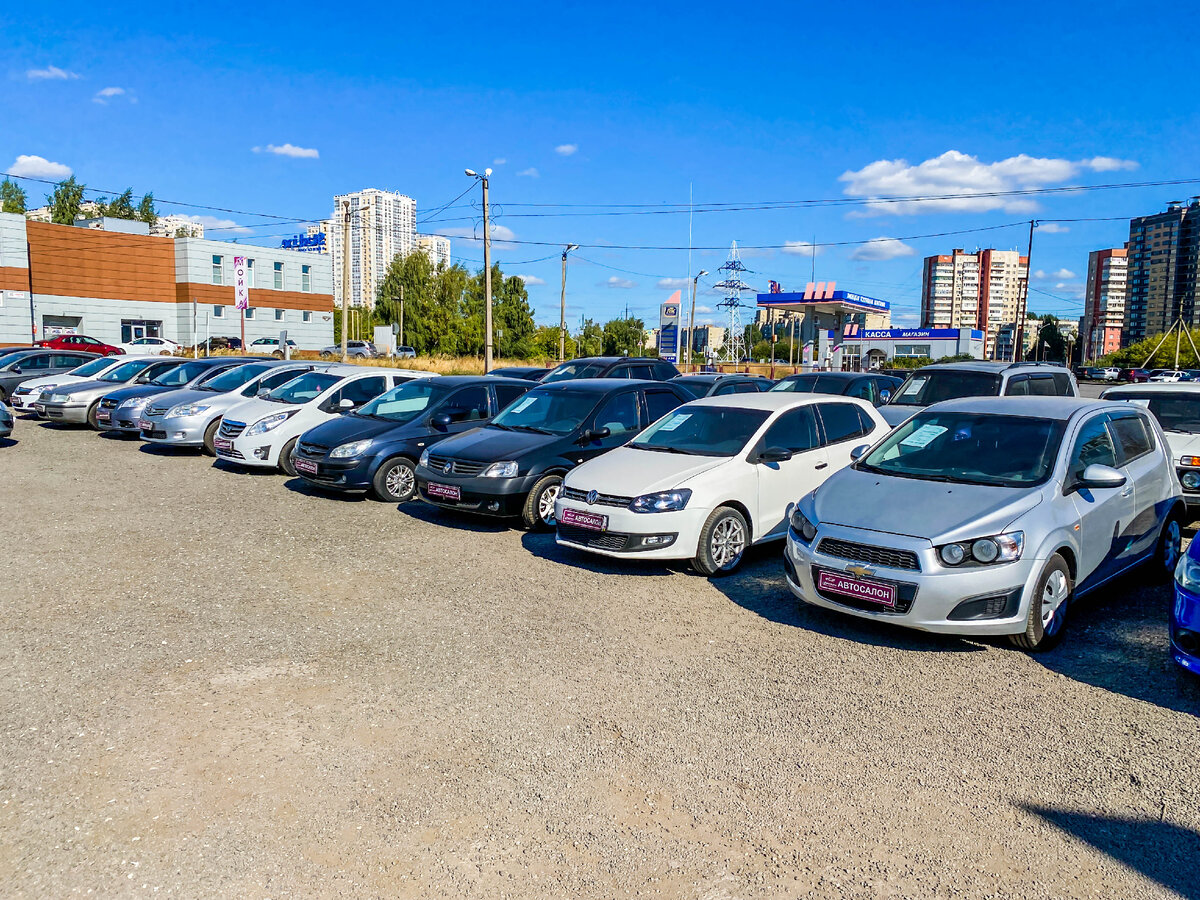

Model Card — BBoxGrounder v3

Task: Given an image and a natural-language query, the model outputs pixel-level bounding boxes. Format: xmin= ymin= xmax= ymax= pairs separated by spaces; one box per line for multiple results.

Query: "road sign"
xmin=233 ymin=257 xmax=250 ymax=311
xmin=659 ymin=292 xmax=681 ymax=363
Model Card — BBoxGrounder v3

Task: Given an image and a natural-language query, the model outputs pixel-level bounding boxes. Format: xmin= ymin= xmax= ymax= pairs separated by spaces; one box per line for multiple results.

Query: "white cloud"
xmin=252 ymin=143 xmax=319 ymax=159
xmin=27 ymin=65 xmax=79 ymax=81
xmin=92 ymin=86 xmax=126 ymax=104
xmin=1037 ymin=223 xmax=1069 ymax=233
xmin=839 ymin=150 xmax=1139 ymax=215
xmin=515 ymin=274 xmax=546 ymax=286
xmin=5 ymin=154 xmax=73 ymax=179
xmin=849 ymin=237 xmax=916 ymax=261
xmin=1054 ymin=282 xmax=1085 ymax=298
xmin=517 ymin=167 xmax=539 ymax=178
xmin=179 ymin=215 xmax=253 ymax=235
xmin=657 ymin=277 xmax=691 ymax=289
xmin=600 ymin=276 xmax=636 ymax=289
xmin=694 ymin=305 xmax=713 ymax=314
xmin=555 ymin=144 xmax=578 ymax=156
xmin=1082 ymin=156 xmax=1138 ymax=172
xmin=1034 ymin=268 xmax=1076 ymax=280
xmin=493 ymin=157 xmax=507 ymax=165
xmin=782 ymin=240 xmax=823 ymax=256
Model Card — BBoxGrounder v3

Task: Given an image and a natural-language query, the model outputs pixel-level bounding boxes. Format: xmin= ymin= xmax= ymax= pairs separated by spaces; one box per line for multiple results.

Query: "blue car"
xmin=1172 ymin=541 xmax=1200 ymax=672
xmin=291 ymin=375 xmax=534 ymax=502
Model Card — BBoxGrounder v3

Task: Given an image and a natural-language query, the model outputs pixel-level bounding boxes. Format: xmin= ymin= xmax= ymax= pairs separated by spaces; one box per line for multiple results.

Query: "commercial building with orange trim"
xmin=0 ymin=213 xmax=334 ymax=348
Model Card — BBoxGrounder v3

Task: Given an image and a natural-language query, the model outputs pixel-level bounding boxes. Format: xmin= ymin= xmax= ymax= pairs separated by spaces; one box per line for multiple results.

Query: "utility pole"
xmin=688 ymin=269 xmax=708 ymax=370
xmin=341 ymin=200 xmax=351 ymax=361
xmin=465 ymin=169 xmax=495 ymax=372
xmin=399 ymin=285 xmax=405 ymax=349
xmin=1013 ymin=219 xmax=1037 ymax=362
xmin=559 ymin=244 xmax=578 ymax=362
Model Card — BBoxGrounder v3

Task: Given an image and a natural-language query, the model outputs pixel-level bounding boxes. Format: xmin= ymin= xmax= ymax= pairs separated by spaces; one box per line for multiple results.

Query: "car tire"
xmin=1009 ymin=554 xmax=1071 ymax=652
xmin=279 ymin=437 xmax=299 ymax=476
xmin=201 ymin=420 xmax=220 ymax=457
xmin=272 ymin=350 xmax=284 ymax=359
xmin=0 ymin=388 xmax=7 ymax=403
xmin=320 ymin=351 xmax=333 ymax=360
xmin=372 ymin=457 xmax=416 ymax=502
xmin=1152 ymin=512 xmax=1184 ymax=582
xmin=692 ymin=506 xmax=749 ymax=576
xmin=522 ymin=474 xmax=563 ymax=531
xmin=86 ymin=401 xmax=101 ymax=430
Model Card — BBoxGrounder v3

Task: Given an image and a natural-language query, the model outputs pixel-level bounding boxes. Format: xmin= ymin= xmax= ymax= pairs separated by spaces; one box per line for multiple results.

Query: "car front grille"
xmin=145 ymin=406 xmax=169 ymax=417
xmin=426 ymin=454 xmax=484 ymax=476
xmin=817 ymin=537 xmax=921 ymax=571
xmin=219 ymin=419 xmax=246 ymax=439
xmin=100 ymin=398 xmax=119 ymax=410
xmin=558 ymin=525 xmax=634 ymax=552
xmin=216 ymin=445 xmax=245 ymax=460
xmin=561 ymin=486 xmax=635 ymax=508
xmin=297 ymin=441 xmax=330 ymax=458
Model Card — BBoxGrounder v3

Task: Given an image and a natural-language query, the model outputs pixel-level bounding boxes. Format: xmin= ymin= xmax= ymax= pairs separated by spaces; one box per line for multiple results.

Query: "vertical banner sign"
xmin=659 ymin=290 xmax=681 ymax=363
xmin=233 ymin=257 xmax=250 ymax=310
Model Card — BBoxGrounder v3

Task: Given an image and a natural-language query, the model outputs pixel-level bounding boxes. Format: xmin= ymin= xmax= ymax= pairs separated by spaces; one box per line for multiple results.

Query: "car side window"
xmin=653 ymin=363 xmax=676 ymax=380
xmin=607 ymin=366 xmax=633 ymax=379
xmin=1027 ymin=375 xmax=1057 ymax=396
xmin=1006 ymin=375 xmax=1029 ymax=396
xmin=1109 ymin=414 xmax=1154 ymax=463
xmin=760 ymin=407 xmax=820 ymax=453
xmin=816 ymin=402 xmax=871 ymax=445
xmin=445 ymin=386 xmax=490 ymax=422
xmin=332 ymin=376 xmax=388 ymax=408
xmin=855 ymin=406 xmax=876 ymax=433
xmin=493 ymin=384 xmax=529 ymax=410
xmin=22 ymin=354 xmax=52 ymax=370
xmin=846 ymin=378 xmax=875 ymax=402
xmin=594 ymin=391 xmax=641 ymax=435
xmin=1068 ymin=415 xmax=1118 ymax=483
xmin=644 ymin=388 xmax=682 ymax=424
xmin=629 ymin=365 xmax=655 ymax=380
xmin=731 ymin=382 xmax=759 ymax=394
xmin=1051 ymin=372 xmax=1073 ymax=395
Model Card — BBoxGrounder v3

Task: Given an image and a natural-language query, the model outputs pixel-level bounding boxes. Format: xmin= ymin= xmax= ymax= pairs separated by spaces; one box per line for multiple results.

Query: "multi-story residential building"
xmin=306 ymin=220 xmax=332 ymax=252
xmin=417 ymin=234 xmax=451 ymax=270
xmin=151 ymin=214 xmax=204 ymax=239
xmin=329 ymin=189 xmax=417 ymax=308
xmin=921 ymin=248 xmax=1028 ymax=359
xmin=1081 ymin=248 xmax=1127 ymax=360
xmin=1123 ymin=199 xmax=1200 ymax=344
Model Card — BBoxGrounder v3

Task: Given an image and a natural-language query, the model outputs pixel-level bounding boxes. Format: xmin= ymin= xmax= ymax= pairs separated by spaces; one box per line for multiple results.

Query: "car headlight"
xmin=789 ymin=507 xmax=818 ymax=542
xmin=49 ymin=393 xmax=70 ymax=403
xmin=937 ymin=532 xmax=1024 ymax=567
xmin=1176 ymin=554 xmax=1200 ymax=591
xmin=419 ymin=448 xmax=431 ymax=468
xmin=330 ymin=439 xmax=372 ymax=459
xmin=244 ymin=411 xmax=295 ymax=435
xmin=629 ymin=489 xmax=691 ymax=513
xmin=26 ymin=383 xmax=54 ymax=394
xmin=166 ymin=403 xmax=209 ymax=418
xmin=118 ymin=396 xmax=150 ymax=411
xmin=481 ymin=460 xmax=519 ymax=478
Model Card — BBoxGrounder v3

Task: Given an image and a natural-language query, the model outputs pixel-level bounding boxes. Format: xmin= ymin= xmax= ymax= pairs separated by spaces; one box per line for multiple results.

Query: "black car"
xmin=414 ymin=378 xmax=692 ymax=529
xmin=487 ymin=366 xmax=549 ymax=382
xmin=292 ymin=376 xmax=535 ymax=501
xmin=671 ymin=373 xmax=773 ymax=399
xmin=768 ymin=371 xmax=902 ymax=407
xmin=541 ymin=356 xmax=680 ymax=384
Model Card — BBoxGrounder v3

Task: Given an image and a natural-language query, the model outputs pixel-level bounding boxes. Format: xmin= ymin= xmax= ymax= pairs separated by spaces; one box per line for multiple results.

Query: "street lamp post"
xmin=688 ymin=269 xmax=708 ymax=370
xmin=466 ymin=168 xmax=494 ymax=372
xmin=560 ymin=243 xmax=578 ymax=362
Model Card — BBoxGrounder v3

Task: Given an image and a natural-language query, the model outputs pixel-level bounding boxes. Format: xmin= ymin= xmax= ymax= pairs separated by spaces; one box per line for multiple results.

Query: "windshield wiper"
xmin=487 ymin=422 xmax=513 ymax=431
xmin=511 ymin=425 xmax=553 ymax=434
xmin=631 ymin=444 xmax=699 ymax=455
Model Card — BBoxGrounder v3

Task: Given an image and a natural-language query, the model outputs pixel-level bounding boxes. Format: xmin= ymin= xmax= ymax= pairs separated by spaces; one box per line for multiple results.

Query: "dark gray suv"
xmin=880 ymin=362 xmax=1078 ymax=426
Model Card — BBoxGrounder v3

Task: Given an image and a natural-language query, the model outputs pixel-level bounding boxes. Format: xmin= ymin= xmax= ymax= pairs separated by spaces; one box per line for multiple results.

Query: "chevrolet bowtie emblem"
xmin=845 ymin=564 xmax=875 ymax=578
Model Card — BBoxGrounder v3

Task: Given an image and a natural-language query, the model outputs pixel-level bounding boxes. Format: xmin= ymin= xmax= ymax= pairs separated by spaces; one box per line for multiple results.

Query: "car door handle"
xmin=1120 ymin=487 xmax=1133 ymax=498
xmin=814 ymin=462 xmax=828 ymax=470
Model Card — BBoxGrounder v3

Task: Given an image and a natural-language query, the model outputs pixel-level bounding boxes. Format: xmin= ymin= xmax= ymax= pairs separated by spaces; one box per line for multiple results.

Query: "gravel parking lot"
xmin=3 ymin=402 xmax=1200 ymax=899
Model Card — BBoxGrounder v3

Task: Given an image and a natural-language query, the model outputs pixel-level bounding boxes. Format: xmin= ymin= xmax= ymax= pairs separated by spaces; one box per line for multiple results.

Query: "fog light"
xmin=1183 ymin=471 xmax=1200 ymax=490
xmin=1176 ymin=628 xmax=1200 ymax=654
xmin=173 ymin=431 xmax=186 ymax=439
xmin=254 ymin=446 xmax=271 ymax=460
xmin=487 ymin=501 xmax=500 ymax=511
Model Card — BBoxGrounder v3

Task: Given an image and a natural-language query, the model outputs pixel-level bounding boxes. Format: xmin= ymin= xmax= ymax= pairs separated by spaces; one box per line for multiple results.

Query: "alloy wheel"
xmin=538 ymin=483 xmax=560 ymax=525
xmin=386 ymin=463 xmax=414 ymax=499
xmin=1040 ymin=569 xmax=1070 ymax=636
xmin=710 ymin=516 xmax=746 ymax=570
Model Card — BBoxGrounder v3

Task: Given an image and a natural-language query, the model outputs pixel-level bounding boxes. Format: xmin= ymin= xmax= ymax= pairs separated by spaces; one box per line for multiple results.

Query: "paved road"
xmin=1 ymin=414 xmax=1198 ymax=898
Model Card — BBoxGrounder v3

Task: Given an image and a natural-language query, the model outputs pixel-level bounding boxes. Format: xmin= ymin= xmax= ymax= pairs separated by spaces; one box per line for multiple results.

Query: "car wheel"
xmin=0 ymin=388 xmax=7 ymax=403
xmin=279 ymin=437 xmax=299 ymax=476
xmin=692 ymin=506 xmax=749 ymax=576
xmin=202 ymin=419 xmax=220 ymax=457
xmin=320 ymin=351 xmax=333 ymax=360
xmin=521 ymin=474 xmax=563 ymax=531
xmin=1009 ymin=554 xmax=1071 ymax=652
xmin=1153 ymin=513 xmax=1184 ymax=582
xmin=372 ymin=457 xmax=416 ymax=502
xmin=272 ymin=350 xmax=284 ymax=359
xmin=86 ymin=401 xmax=100 ymax=430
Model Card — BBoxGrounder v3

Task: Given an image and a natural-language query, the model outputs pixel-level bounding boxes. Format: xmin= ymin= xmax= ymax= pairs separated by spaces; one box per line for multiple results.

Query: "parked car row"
xmin=9 ymin=353 xmax=1196 ymax=670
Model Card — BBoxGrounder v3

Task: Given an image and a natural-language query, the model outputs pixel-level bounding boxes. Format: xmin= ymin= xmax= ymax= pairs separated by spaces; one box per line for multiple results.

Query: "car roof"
xmin=430 ymin=374 xmax=530 ymax=386
xmin=554 ymin=356 xmax=661 ymax=366
xmin=530 ymin=377 xmax=665 ymax=393
xmin=684 ymin=392 xmax=871 ymax=412
xmin=930 ymin=395 xmax=1114 ymax=419
xmin=777 ymin=371 xmax=866 ymax=381
xmin=916 ymin=361 xmax=1071 ymax=374
xmin=1103 ymin=383 xmax=1200 ymax=394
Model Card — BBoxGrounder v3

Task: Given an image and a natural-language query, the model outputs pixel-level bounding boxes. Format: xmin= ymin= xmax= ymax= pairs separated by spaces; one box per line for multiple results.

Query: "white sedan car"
xmin=1150 ymin=370 xmax=1187 ymax=383
xmin=214 ymin=366 xmax=434 ymax=473
xmin=119 ymin=336 xmax=180 ymax=356
xmin=554 ymin=393 xmax=891 ymax=575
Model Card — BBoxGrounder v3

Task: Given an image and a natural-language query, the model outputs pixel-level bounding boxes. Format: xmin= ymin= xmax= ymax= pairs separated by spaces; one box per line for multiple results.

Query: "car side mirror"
xmin=879 ymin=390 xmax=891 ymax=403
xmin=758 ymin=446 xmax=793 ymax=464
xmin=581 ymin=426 xmax=611 ymax=443
xmin=338 ymin=398 xmax=355 ymax=410
xmin=9 ymin=366 xmax=19 ymax=374
xmin=1076 ymin=463 xmax=1126 ymax=490
xmin=430 ymin=412 xmax=453 ymax=431
xmin=256 ymin=389 xmax=270 ymax=398
xmin=850 ymin=444 xmax=871 ymax=461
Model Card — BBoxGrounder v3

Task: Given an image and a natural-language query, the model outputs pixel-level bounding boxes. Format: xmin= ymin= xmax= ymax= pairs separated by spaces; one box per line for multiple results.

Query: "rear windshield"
xmin=889 ymin=370 xmax=1002 ymax=407
xmin=1106 ymin=392 xmax=1200 ymax=434
xmin=197 ymin=363 xmax=272 ymax=393
xmin=770 ymin=374 xmax=850 ymax=395
xmin=69 ymin=358 xmax=117 ymax=377
xmin=541 ymin=362 xmax=607 ymax=383
xmin=100 ymin=359 xmax=160 ymax=382
xmin=149 ymin=362 xmax=210 ymax=386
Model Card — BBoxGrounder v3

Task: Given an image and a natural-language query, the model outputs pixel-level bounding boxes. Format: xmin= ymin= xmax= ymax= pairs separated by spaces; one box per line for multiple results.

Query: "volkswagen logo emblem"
xmin=586 ymin=490 xmax=599 ymax=505
xmin=442 ymin=461 xmax=454 ymax=475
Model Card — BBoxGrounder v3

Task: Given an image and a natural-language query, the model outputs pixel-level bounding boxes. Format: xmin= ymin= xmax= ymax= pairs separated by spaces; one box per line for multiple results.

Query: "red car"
xmin=35 ymin=334 xmax=124 ymax=356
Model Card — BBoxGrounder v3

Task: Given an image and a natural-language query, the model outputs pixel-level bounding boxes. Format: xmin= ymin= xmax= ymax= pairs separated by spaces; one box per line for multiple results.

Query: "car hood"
xmin=810 ymin=466 xmax=1044 ymax=544
xmin=54 ymin=377 xmax=131 ymax=398
xmin=19 ymin=374 xmax=86 ymax=391
xmin=302 ymin=414 xmax=409 ymax=447
xmin=144 ymin=387 xmax=212 ymax=409
xmin=430 ymin=425 xmax=561 ymax=463
xmin=103 ymin=384 xmax=174 ymax=403
xmin=1165 ymin=431 xmax=1200 ymax=462
xmin=879 ymin=404 xmax=919 ymax=427
xmin=222 ymin=396 xmax=294 ymax=425
xmin=565 ymin=445 xmax=728 ymax=494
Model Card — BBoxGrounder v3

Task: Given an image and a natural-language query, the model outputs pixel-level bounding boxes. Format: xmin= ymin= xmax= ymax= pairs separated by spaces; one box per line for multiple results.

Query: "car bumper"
xmin=104 ymin=406 xmax=152 ymax=432
xmin=415 ymin=467 xmax=538 ymax=517
xmin=9 ymin=393 xmax=41 ymax=413
xmin=553 ymin=499 xmax=703 ymax=559
xmin=217 ymin=431 xmax=283 ymax=467
xmin=139 ymin=412 xmax=209 ymax=446
xmin=293 ymin=454 xmax=375 ymax=491
xmin=41 ymin=402 xmax=90 ymax=424
xmin=783 ymin=524 xmax=1042 ymax=636
xmin=1171 ymin=581 xmax=1200 ymax=673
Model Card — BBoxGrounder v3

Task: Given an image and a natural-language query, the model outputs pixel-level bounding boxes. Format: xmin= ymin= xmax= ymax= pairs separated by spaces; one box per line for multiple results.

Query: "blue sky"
xmin=3 ymin=0 xmax=1199 ymax=330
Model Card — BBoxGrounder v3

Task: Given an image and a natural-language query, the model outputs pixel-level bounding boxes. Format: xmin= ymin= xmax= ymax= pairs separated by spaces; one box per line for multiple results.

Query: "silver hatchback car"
xmin=785 ymin=396 xmax=1185 ymax=651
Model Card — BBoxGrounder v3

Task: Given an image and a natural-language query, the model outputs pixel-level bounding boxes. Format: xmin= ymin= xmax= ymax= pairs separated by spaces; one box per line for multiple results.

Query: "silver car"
xmin=320 ymin=340 xmax=377 ymax=359
xmin=0 ymin=402 xmax=12 ymax=440
xmin=785 ymin=396 xmax=1184 ymax=651
xmin=39 ymin=357 xmax=183 ymax=427
xmin=138 ymin=361 xmax=319 ymax=454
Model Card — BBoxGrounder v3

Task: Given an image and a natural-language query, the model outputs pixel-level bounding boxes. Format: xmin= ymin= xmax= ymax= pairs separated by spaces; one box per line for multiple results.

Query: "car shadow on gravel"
xmin=211 ymin=459 xmax=280 ymax=476
xmin=397 ymin=499 xmax=512 ymax=533
xmin=519 ymin=531 xmax=684 ymax=577
xmin=1019 ymin=804 xmax=1200 ymax=898
xmin=137 ymin=444 xmax=201 ymax=457
xmin=282 ymin=477 xmax=369 ymax=502
xmin=0 ymin=438 xmax=15 ymax=448
xmin=1030 ymin=571 xmax=1200 ymax=716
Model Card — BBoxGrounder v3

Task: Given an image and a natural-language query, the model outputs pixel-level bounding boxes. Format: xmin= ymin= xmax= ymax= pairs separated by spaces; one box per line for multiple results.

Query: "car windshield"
xmin=149 ymin=362 xmax=210 ymax=386
xmin=770 ymin=374 xmax=850 ymax=395
xmin=267 ymin=372 xmax=341 ymax=404
xmin=356 ymin=380 xmax=440 ymax=424
xmin=859 ymin=411 xmax=1065 ymax=487
xmin=672 ymin=378 xmax=715 ymax=399
xmin=630 ymin=406 xmax=771 ymax=457
xmin=490 ymin=389 xmax=599 ymax=434
xmin=100 ymin=359 xmax=159 ymax=382
xmin=888 ymin=370 xmax=1002 ymax=407
xmin=196 ymin=363 xmax=272 ymax=393
xmin=69 ymin=358 xmax=116 ymax=377
xmin=1107 ymin=392 xmax=1200 ymax=434
xmin=541 ymin=362 xmax=607 ymax=383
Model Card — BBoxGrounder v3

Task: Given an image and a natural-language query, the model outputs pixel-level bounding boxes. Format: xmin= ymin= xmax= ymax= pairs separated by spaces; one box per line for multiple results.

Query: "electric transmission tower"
xmin=713 ymin=241 xmax=754 ymax=363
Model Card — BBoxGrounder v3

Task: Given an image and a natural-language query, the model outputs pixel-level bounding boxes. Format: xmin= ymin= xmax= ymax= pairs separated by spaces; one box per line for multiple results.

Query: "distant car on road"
xmin=541 ymin=356 xmax=680 ymax=384
xmin=769 ymin=371 xmax=902 ymax=407
xmin=248 ymin=337 xmax=299 ymax=357
xmin=35 ymin=334 xmax=123 ymax=356
xmin=119 ymin=336 xmax=180 ymax=356
xmin=1127 ymin=368 xmax=1154 ymax=383
xmin=396 ymin=346 xmax=416 ymax=359
xmin=487 ymin=366 xmax=549 ymax=381
xmin=320 ymin=340 xmax=377 ymax=359
xmin=1150 ymin=370 xmax=1187 ymax=383
xmin=0 ymin=349 xmax=100 ymax=402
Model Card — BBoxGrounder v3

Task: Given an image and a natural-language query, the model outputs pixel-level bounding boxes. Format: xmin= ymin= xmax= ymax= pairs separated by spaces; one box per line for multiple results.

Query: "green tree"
xmin=1026 ymin=313 xmax=1067 ymax=362
xmin=1 ymin=179 xmax=27 ymax=214
xmin=136 ymin=192 xmax=157 ymax=226
xmin=602 ymin=316 xmax=647 ymax=356
xmin=48 ymin=176 xmax=85 ymax=224
xmin=492 ymin=274 xmax=537 ymax=358
xmin=97 ymin=188 xmax=136 ymax=220
xmin=531 ymin=325 xmax=574 ymax=361
xmin=576 ymin=318 xmax=604 ymax=356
